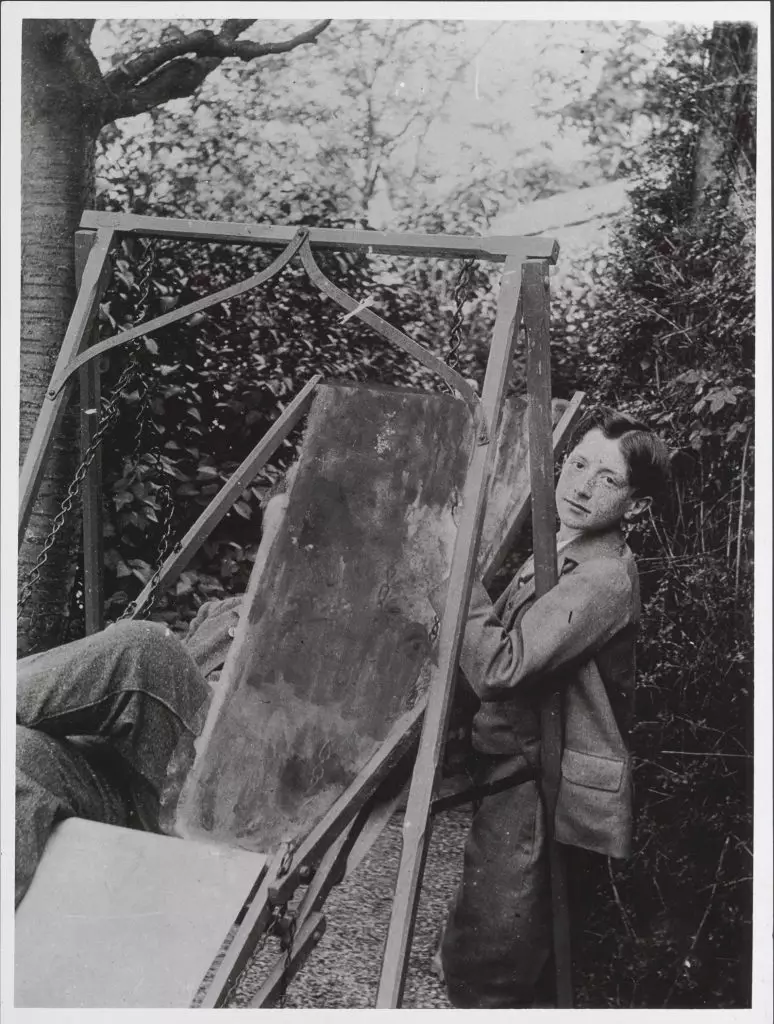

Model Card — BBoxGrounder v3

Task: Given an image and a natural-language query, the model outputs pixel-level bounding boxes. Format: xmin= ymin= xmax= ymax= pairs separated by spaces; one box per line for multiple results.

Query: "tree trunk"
xmin=18 ymin=21 xmax=104 ymax=655
xmin=691 ymin=22 xmax=757 ymax=226
xmin=16 ymin=18 xmax=331 ymax=655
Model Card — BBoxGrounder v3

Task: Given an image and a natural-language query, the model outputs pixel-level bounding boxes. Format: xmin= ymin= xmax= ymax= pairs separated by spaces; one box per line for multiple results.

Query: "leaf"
xmin=233 ymin=500 xmax=252 ymax=519
xmin=159 ymin=456 xmax=191 ymax=481
xmin=188 ymin=407 xmax=202 ymax=422
xmin=128 ymin=558 xmax=152 ymax=583
xmin=144 ymin=338 xmax=159 ymax=355
xmin=675 ymin=369 xmax=703 ymax=385
xmin=114 ymin=490 xmax=134 ymax=510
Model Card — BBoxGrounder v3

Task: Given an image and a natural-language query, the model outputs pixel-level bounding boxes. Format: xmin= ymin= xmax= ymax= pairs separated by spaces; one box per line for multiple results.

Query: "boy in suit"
xmin=430 ymin=409 xmax=671 ymax=1008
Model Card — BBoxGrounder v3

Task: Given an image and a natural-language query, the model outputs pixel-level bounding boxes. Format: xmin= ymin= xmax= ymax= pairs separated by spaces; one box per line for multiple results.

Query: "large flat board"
xmin=14 ymin=818 xmax=266 ymax=1008
xmin=175 ymin=383 xmax=475 ymax=851
xmin=173 ymin=384 xmax=562 ymax=853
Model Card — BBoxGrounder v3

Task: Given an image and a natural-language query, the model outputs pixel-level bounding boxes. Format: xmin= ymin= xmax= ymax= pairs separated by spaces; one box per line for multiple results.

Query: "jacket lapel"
xmin=503 ymin=547 xmax=578 ymax=620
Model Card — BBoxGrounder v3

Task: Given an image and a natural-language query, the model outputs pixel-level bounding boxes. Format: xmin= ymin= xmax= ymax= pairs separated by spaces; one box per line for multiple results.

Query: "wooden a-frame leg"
xmin=75 ymin=230 xmax=110 ymax=635
xmin=523 ymin=258 xmax=573 ymax=1008
xmin=19 ymin=227 xmax=115 ymax=545
xmin=375 ymin=254 xmax=526 ymax=1007
xmin=196 ymin=698 xmax=425 ymax=1007
xmin=126 ymin=375 xmax=321 ymax=619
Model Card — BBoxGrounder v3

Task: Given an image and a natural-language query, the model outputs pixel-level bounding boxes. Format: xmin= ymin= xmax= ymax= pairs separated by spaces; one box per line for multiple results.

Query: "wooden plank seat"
xmin=15 ymin=382 xmax=579 ymax=1008
xmin=14 ymin=818 xmax=267 ymax=1008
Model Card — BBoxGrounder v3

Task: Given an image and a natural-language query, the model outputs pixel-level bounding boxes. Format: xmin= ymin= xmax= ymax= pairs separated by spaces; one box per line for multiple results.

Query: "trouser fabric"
xmin=440 ymin=752 xmax=551 ymax=1008
xmin=15 ymin=621 xmax=211 ymax=908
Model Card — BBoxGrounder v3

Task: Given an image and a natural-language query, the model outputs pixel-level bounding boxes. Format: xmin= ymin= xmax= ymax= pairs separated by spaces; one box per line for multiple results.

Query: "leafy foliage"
xmin=546 ymin=24 xmax=755 ymax=1009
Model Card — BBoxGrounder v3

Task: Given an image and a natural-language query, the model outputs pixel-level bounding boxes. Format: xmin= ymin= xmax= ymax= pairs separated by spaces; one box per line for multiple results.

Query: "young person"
xmin=429 ymin=410 xmax=671 ymax=1009
xmin=14 ymin=491 xmax=289 ymax=908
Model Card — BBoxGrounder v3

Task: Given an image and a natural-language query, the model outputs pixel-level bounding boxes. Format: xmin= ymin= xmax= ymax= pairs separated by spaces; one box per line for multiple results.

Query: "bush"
xmin=550 ymin=24 xmax=755 ymax=1009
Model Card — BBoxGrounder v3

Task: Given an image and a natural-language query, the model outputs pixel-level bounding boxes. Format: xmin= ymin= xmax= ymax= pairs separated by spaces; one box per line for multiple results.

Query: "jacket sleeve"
xmin=429 ymin=558 xmax=634 ymax=701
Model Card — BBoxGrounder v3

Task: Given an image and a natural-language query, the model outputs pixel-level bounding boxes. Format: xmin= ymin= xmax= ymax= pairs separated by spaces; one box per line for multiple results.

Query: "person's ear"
xmin=624 ymin=496 xmax=651 ymax=522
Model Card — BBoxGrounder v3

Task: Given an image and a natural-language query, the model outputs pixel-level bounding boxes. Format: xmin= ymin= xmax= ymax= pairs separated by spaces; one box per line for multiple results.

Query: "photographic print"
xmin=2 ymin=2 xmax=770 ymax=1015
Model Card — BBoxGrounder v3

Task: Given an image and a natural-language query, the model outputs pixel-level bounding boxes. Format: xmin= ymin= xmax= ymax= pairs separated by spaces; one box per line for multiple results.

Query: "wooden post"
xmin=18 ymin=227 xmax=114 ymax=544
xmin=74 ymin=230 xmax=108 ymax=634
xmin=375 ymin=255 xmax=525 ymax=1008
xmin=523 ymin=259 xmax=573 ymax=1008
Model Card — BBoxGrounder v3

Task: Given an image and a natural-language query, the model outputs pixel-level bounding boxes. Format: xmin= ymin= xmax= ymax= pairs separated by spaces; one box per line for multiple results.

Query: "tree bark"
xmin=19 ymin=21 xmax=107 ymax=654
xmin=691 ymin=22 xmax=757 ymax=227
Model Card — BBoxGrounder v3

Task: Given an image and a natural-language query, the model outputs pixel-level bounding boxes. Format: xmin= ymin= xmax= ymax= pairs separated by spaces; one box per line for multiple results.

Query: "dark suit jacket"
xmin=430 ymin=527 xmax=640 ymax=859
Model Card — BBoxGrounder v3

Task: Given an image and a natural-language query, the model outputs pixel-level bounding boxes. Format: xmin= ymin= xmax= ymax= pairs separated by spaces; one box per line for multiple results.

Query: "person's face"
xmin=555 ymin=428 xmax=649 ymax=536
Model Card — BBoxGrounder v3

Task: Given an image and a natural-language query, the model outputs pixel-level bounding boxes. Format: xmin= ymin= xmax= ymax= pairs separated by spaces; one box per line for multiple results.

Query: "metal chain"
xmin=445 ymin=257 xmax=477 ymax=376
xmin=429 ymin=615 xmax=441 ymax=645
xmin=118 ymin=493 xmax=176 ymax=621
xmin=18 ymin=240 xmax=157 ymax=619
xmin=18 ymin=357 xmax=145 ymax=615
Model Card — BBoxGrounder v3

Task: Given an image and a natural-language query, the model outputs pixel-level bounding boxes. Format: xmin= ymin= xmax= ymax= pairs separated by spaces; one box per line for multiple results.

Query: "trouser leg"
xmin=15 ymin=726 xmax=128 ymax=908
xmin=440 ymin=765 xmax=551 ymax=1008
xmin=15 ymin=621 xmax=211 ymax=907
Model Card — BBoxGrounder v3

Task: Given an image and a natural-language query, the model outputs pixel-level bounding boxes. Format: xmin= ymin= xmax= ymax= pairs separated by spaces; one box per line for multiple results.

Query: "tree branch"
xmin=103 ymin=19 xmax=331 ymax=117
xmin=105 ymin=55 xmax=224 ymax=121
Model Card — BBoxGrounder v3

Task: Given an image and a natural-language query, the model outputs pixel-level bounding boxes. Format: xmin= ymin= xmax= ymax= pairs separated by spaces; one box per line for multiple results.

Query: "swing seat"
xmin=15 ymin=381 xmax=576 ymax=1009
xmin=14 ymin=818 xmax=267 ymax=1008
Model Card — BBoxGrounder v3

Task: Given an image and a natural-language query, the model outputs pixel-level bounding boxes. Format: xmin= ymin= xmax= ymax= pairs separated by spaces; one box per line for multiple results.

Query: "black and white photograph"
xmin=1 ymin=2 xmax=771 ymax=1016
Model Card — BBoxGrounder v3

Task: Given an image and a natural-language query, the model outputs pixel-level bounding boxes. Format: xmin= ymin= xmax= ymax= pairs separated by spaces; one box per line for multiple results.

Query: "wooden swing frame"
xmin=17 ymin=211 xmax=583 ymax=1008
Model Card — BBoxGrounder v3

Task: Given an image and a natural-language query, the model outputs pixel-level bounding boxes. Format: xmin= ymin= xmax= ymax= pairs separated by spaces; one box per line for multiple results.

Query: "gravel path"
xmin=226 ymin=806 xmax=471 ymax=1009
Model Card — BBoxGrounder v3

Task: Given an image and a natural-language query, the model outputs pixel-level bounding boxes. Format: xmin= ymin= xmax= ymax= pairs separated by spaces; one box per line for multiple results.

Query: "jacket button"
xmin=228 ymin=626 xmax=236 ymax=638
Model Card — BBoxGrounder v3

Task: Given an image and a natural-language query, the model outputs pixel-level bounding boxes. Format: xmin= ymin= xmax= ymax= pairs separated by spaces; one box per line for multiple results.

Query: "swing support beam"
xmin=18 ymin=211 xmax=580 ymax=1009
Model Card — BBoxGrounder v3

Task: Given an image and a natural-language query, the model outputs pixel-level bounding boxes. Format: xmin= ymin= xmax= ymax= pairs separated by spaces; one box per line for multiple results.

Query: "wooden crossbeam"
xmin=80 ymin=210 xmax=560 ymax=264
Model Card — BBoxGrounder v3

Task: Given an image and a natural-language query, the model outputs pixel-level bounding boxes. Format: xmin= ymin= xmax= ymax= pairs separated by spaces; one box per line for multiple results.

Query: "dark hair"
xmin=574 ymin=407 xmax=672 ymax=504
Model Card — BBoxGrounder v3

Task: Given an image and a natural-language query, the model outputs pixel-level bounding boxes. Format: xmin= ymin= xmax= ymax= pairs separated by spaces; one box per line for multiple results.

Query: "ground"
xmin=226 ymin=807 xmax=471 ymax=1008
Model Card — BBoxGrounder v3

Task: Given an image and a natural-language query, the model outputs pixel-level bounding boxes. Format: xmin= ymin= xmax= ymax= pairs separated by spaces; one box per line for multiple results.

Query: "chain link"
xmin=18 ymin=240 xmax=157 ymax=621
xmin=445 ymin=257 xmax=476 ymax=374
xmin=428 ymin=615 xmax=441 ymax=645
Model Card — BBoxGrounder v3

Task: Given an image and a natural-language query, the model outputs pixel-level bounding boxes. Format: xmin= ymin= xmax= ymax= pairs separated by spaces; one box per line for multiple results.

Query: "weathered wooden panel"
xmin=174 ymin=383 xmax=475 ymax=851
xmin=172 ymin=383 xmax=556 ymax=854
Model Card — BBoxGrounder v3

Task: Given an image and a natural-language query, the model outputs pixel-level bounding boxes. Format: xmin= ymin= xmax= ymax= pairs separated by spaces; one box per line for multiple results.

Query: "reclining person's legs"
xmin=15 ymin=621 xmax=212 ymax=907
